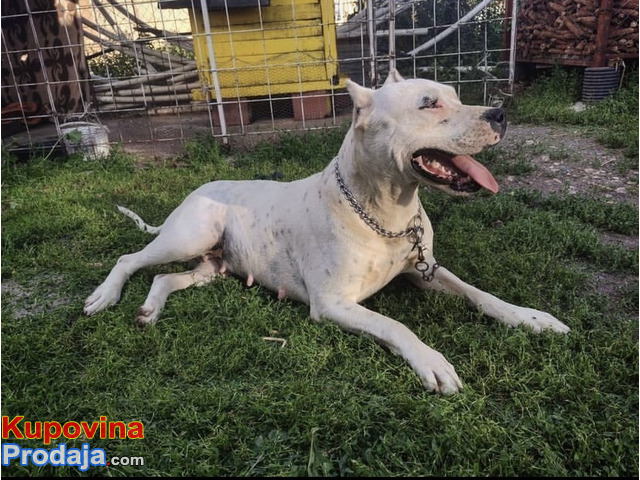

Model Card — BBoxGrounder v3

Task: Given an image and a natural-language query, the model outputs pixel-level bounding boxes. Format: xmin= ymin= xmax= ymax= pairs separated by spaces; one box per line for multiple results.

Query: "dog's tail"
xmin=117 ymin=205 xmax=162 ymax=235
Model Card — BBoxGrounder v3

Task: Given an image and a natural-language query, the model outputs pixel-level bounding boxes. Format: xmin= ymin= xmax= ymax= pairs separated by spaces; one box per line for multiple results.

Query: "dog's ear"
xmin=346 ymin=79 xmax=373 ymax=128
xmin=384 ymin=69 xmax=405 ymax=85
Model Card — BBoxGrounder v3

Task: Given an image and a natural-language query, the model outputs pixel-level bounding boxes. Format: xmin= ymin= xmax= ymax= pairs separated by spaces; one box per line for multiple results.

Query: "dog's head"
xmin=345 ymin=70 xmax=506 ymax=195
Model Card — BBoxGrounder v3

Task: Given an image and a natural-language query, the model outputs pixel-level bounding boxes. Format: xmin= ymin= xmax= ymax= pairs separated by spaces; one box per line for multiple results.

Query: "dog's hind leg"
xmin=84 ymin=198 xmax=227 ymax=317
xmin=84 ymin=236 xmax=216 ymax=316
xmin=135 ymin=252 xmax=222 ymax=325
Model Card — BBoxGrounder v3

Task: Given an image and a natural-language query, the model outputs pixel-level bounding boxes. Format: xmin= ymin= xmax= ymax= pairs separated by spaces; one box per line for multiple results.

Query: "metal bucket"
xmin=581 ymin=67 xmax=621 ymax=103
xmin=61 ymin=121 xmax=110 ymax=160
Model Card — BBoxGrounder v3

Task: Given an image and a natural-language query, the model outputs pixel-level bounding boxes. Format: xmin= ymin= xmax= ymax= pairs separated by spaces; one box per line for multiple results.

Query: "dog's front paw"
xmin=135 ymin=304 xmax=160 ymax=326
xmin=84 ymin=284 xmax=121 ymax=316
xmin=516 ymin=308 xmax=570 ymax=334
xmin=411 ymin=347 xmax=463 ymax=394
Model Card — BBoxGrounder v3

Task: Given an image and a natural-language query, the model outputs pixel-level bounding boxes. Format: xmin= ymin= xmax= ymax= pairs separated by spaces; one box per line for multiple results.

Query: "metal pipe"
xmin=366 ymin=0 xmax=376 ymax=87
xmin=199 ymin=0 xmax=228 ymax=143
xmin=388 ymin=0 xmax=396 ymax=71
xmin=408 ymin=0 xmax=495 ymax=57
xmin=508 ymin=0 xmax=517 ymax=92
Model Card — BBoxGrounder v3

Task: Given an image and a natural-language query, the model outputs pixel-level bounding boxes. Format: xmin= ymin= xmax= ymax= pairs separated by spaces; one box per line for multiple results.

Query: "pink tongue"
xmin=451 ymin=155 xmax=500 ymax=193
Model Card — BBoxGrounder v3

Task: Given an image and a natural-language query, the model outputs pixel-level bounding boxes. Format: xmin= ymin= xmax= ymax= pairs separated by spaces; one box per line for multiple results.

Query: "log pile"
xmin=82 ymin=0 xmax=200 ymax=111
xmin=607 ymin=0 xmax=640 ymax=56
xmin=517 ymin=0 xmax=639 ymax=64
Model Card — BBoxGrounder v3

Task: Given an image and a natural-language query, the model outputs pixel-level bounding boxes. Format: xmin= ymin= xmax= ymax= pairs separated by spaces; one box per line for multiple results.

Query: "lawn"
xmin=1 ymin=70 xmax=638 ymax=476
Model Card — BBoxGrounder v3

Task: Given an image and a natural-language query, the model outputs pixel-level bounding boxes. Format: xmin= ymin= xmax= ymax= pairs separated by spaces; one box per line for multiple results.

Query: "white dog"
xmin=84 ymin=70 xmax=569 ymax=394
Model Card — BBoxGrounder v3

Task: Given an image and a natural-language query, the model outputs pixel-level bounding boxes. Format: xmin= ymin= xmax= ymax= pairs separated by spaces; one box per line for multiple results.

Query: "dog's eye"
xmin=419 ymin=97 xmax=438 ymax=109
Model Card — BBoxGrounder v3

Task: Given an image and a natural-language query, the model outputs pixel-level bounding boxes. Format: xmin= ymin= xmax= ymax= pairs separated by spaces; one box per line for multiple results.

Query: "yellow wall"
xmin=190 ymin=0 xmax=345 ymax=99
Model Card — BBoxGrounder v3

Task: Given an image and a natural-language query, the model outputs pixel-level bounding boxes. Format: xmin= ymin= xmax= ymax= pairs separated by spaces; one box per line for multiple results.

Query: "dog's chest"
xmin=331 ymin=237 xmax=415 ymax=300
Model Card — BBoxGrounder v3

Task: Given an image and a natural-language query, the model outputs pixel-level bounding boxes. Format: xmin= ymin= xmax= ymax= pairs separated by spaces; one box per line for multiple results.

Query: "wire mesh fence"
xmin=2 ymin=0 xmax=518 ymax=158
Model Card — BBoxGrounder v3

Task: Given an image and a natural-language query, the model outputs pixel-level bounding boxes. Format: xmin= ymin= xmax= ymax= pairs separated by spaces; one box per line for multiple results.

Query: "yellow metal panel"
xmin=203 ymin=36 xmax=325 ymax=58
xmin=192 ymin=79 xmax=337 ymax=99
xmin=319 ymin=0 xmax=340 ymax=82
xmin=208 ymin=2 xmax=322 ymax=27
xmin=215 ymin=50 xmax=325 ymax=67
xmin=209 ymin=23 xmax=323 ymax=43
xmin=190 ymin=0 xmax=346 ymax=100
xmin=218 ymin=65 xmax=329 ymax=86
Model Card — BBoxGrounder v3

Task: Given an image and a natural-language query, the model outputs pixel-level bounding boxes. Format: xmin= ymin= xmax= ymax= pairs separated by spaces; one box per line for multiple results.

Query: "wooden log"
xmin=539 ymin=30 xmax=574 ymax=40
xmin=615 ymin=9 xmax=640 ymax=18
xmin=93 ymin=75 xmax=199 ymax=94
xmin=96 ymin=93 xmax=193 ymax=103
xmin=92 ymin=61 xmax=197 ymax=91
xmin=83 ymin=17 xmax=121 ymax=42
xmin=103 ymin=0 xmax=193 ymax=52
xmin=83 ymin=27 xmax=191 ymax=69
xmin=563 ymin=17 xmax=585 ymax=37
xmin=91 ymin=0 xmax=127 ymax=40
xmin=98 ymin=83 xmax=197 ymax=97
xmin=609 ymin=27 xmax=638 ymax=38
xmin=548 ymin=2 xmax=566 ymax=14
xmin=168 ymin=71 xmax=200 ymax=85
xmin=575 ymin=16 xmax=597 ymax=28
xmin=97 ymin=103 xmax=142 ymax=111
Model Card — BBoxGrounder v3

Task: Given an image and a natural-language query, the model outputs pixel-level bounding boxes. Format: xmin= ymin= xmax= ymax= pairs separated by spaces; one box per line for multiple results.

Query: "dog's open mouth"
xmin=410 ymin=149 xmax=500 ymax=194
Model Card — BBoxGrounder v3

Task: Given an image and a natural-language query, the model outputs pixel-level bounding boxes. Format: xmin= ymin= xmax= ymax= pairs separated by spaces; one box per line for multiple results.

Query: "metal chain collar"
xmin=333 ymin=158 xmax=439 ymax=282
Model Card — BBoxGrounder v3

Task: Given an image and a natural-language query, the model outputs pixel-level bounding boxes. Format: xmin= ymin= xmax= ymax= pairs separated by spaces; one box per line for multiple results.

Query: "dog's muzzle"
xmin=482 ymin=107 xmax=507 ymax=137
xmin=410 ymin=149 xmax=500 ymax=194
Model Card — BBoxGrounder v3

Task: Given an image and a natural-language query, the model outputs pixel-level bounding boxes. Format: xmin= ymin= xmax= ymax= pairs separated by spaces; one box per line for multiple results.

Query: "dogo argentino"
xmin=84 ymin=70 xmax=569 ymax=394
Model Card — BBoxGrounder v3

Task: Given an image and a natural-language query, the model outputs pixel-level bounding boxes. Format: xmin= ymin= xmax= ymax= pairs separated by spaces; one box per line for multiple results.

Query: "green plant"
xmin=511 ymin=66 xmax=639 ymax=161
xmin=43 ymin=129 xmax=84 ymax=162
xmin=89 ymin=51 xmax=138 ymax=78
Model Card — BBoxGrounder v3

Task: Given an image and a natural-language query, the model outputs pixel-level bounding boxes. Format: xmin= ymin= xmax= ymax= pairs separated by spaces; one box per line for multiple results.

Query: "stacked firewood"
xmin=607 ymin=0 xmax=639 ymax=55
xmin=517 ymin=0 xmax=639 ymax=61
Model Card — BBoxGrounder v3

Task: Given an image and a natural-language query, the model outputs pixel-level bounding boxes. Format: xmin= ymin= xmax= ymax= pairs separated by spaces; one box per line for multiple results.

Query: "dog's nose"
xmin=482 ymin=107 xmax=506 ymax=135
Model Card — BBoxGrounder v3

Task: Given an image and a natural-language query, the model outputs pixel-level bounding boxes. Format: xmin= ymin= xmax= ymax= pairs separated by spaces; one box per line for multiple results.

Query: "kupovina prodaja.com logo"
xmin=2 ymin=416 xmax=144 ymax=471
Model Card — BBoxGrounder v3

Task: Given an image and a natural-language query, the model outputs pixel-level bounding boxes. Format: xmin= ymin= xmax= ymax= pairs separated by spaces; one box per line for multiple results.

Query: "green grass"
xmin=2 ymin=113 xmax=638 ymax=475
xmin=511 ymin=66 xmax=639 ymax=163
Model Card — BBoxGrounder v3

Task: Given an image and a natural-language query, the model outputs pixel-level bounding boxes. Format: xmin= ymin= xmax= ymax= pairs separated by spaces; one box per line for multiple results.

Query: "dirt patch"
xmin=498 ymin=124 xmax=638 ymax=204
xmin=497 ymin=124 xmax=638 ymax=314
xmin=2 ymin=274 xmax=73 ymax=319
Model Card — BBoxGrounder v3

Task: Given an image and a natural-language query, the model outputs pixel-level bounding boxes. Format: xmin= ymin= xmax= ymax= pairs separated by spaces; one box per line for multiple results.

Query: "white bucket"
xmin=61 ymin=121 xmax=110 ymax=160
